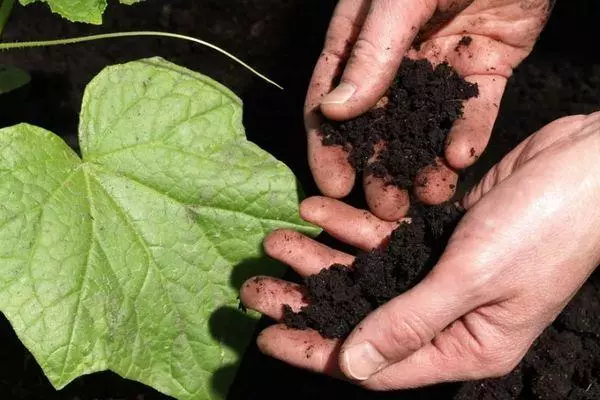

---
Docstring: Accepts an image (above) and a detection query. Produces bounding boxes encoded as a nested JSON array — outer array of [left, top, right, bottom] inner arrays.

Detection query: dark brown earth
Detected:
[[292, 58, 477, 339], [320, 58, 478, 189], [0, 0, 599, 399], [284, 203, 462, 339]]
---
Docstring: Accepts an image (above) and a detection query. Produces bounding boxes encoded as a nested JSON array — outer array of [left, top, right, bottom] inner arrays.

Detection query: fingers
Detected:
[[307, 124, 356, 198], [300, 196, 402, 250], [321, 0, 436, 120], [240, 277, 308, 320], [306, 0, 370, 198], [305, 0, 370, 113], [364, 174, 410, 221], [408, 35, 514, 171], [362, 75, 500, 210], [365, 334, 472, 390], [257, 324, 343, 377], [410, 35, 516, 78], [264, 229, 354, 276], [338, 268, 477, 381], [362, 142, 410, 221], [413, 157, 459, 205], [444, 75, 508, 169]]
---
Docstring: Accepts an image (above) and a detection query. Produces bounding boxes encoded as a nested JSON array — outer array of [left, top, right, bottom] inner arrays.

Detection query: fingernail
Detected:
[[322, 83, 356, 104], [341, 342, 387, 381]]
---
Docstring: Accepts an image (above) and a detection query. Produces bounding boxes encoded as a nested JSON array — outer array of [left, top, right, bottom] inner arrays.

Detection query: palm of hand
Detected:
[[244, 112, 600, 389], [307, 0, 552, 221]]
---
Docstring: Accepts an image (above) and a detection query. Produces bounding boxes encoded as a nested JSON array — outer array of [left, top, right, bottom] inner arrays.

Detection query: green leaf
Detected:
[[0, 65, 30, 94], [18, 0, 143, 24], [0, 57, 319, 399]]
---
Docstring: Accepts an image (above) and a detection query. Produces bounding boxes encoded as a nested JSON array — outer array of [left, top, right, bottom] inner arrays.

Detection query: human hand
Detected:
[[244, 111, 600, 389], [307, 0, 553, 220]]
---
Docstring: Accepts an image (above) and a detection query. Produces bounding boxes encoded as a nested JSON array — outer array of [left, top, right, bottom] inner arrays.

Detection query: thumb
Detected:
[[320, 0, 435, 120], [338, 268, 475, 381]]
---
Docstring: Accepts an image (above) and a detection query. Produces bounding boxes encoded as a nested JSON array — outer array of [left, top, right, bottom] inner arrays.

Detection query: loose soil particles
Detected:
[[455, 35, 473, 52], [1, 0, 599, 399], [286, 44, 600, 398], [287, 58, 476, 338], [320, 57, 478, 189], [284, 203, 462, 339]]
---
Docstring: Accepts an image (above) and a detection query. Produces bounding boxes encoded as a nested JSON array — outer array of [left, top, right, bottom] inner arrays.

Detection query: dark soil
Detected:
[[454, 35, 473, 52], [320, 58, 478, 188], [0, 0, 599, 399], [455, 296, 600, 400], [284, 203, 462, 338]]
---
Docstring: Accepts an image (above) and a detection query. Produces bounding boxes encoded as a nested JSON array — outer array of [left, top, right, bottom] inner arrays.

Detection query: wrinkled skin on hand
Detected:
[[244, 111, 600, 390], [307, 0, 553, 220]]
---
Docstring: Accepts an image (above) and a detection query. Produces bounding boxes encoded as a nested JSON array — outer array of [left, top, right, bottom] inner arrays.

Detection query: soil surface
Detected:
[[284, 203, 462, 338], [321, 58, 478, 189], [1, 0, 599, 399]]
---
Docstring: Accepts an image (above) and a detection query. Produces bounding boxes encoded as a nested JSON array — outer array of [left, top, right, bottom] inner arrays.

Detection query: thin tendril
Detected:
[[0, 31, 283, 89]]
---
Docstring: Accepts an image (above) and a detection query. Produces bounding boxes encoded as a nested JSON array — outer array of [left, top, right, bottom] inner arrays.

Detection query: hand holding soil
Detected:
[[306, 0, 552, 220], [242, 111, 600, 390]]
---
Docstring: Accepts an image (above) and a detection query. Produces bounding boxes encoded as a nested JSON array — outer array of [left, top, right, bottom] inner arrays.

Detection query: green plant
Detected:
[[0, 63, 29, 93], [0, 57, 319, 399], [0, 31, 283, 89], [0, 0, 15, 36], [0, 0, 137, 38], [19, 0, 142, 24]]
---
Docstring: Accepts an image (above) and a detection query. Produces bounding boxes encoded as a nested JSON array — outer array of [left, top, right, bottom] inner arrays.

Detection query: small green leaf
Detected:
[[19, 0, 144, 24], [0, 65, 30, 94], [0, 57, 319, 399]]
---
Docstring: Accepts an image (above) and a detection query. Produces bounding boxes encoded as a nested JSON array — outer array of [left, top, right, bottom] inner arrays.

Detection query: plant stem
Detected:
[[0, 0, 16, 38], [0, 31, 283, 89]]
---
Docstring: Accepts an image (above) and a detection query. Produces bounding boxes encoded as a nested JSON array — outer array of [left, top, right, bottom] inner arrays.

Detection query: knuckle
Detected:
[[481, 164, 500, 190], [320, 47, 346, 66], [330, 13, 361, 35], [476, 345, 522, 378], [582, 112, 600, 134], [349, 38, 391, 70], [385, 312, 433, 353], [556, 114, 587, 128], [439, 255, 496, 303], [421, 0, 438, 11], [464, 273, 494, 304], [587, 110, 600, 123], [322, 14, 360, 61], [419, 0, 436, 14]]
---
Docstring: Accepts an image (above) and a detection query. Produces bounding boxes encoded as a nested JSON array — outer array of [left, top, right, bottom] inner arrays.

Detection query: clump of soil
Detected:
[[320, 57, 478, 188], [283, 203, 462, 339], [455, 36, 473, 52], [288, 58, 475, 338]]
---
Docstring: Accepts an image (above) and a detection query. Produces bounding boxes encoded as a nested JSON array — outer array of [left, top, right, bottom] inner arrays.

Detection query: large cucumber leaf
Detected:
[[0, 57, 319, 399], [0, 64, 30, 94]]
